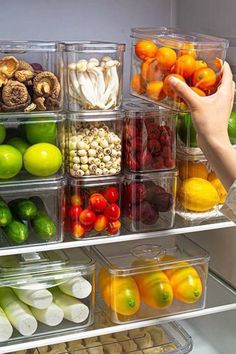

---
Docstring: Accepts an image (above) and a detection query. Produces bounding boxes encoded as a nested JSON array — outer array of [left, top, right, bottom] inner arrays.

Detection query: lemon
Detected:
[[208, 172, 227, 204], [178, 161, 208, 180], [179, 177, 220, 211]]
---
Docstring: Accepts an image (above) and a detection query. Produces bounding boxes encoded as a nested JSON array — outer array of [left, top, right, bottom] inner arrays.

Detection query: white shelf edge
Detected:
[[1, 273, 236, 354], [0, 219, 234, 256]]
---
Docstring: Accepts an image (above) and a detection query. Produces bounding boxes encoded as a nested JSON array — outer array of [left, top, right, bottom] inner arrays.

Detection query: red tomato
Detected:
[[104, 204, 120, 221], [103, 187, 119, 204], [69, 205, 82, 221]]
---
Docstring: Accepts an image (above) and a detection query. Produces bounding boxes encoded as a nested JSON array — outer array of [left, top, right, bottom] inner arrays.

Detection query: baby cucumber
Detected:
[[0, 198, 12, 227], [30, 197, 56, 241], [9, 199, 38, 221], [4, 219, 29, 244]]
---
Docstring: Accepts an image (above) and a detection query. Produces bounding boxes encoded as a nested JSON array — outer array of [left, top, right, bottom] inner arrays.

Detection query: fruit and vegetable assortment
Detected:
[[0, 274, 92, 342], [131, 29, 227, 111], [0, 56, 61, 112], [0, 196, 57, 244], [177, 159, 227, 216], [0, 118, 63, 180], [68, 120, 122, 177], [122, 174, 176, 232], [67, 182, 121, 239], [123, 111, 176, 171]]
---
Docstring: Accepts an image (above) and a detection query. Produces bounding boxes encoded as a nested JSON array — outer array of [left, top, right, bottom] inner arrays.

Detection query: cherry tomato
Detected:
[[104, 204, 120, 221], [79, 208, 96, 226], [69, 205, 82, 221], [103, 187, 119, 204]]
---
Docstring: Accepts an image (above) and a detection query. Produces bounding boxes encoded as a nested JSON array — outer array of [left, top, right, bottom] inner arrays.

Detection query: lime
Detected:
[[177, 113, 198, 148], [24, 143, 62, 177], [0, 124, 6, 144], [7, 137, 30, 155], [25, 117, 57, 144], [0, 145, 22, 179], [228, 111, 236, 145]]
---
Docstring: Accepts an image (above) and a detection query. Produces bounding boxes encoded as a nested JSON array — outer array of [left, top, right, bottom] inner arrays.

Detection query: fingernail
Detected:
[[168, 77, 180, 85]]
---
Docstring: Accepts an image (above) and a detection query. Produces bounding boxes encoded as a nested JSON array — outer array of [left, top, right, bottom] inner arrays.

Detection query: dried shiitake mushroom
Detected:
[[1, 80, 31, 111], [34, 96, 46, 111], [0, 56, 19, 87], [33, 71, 60, 99]]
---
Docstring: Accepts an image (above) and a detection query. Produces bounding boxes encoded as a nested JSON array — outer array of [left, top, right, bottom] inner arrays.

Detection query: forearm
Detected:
[[199, 135, 236, 190]]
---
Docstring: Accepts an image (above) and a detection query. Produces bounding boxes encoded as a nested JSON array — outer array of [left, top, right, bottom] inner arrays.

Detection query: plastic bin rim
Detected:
[[67, 110, 124, 120], [62, 41, 125, 52], [125, 169, 178, 179], [0, 112, 66, 122], [0, 177, 67, 191], [131, 27, 229, 47], [0, 40, 64, 52], [68, 174, 123, 186]]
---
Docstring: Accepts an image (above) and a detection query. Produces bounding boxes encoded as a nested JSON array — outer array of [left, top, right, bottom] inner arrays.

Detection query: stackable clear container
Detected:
[[176, 153, 226, 223], [130, 27, 229, 112], [0, 41, 63, 113], [0, 248, 95, 345], [32, 322, 192, 354], [67, 176, 122, 239], [123, 98, 177, 172], [0, 178, 66, 249], [177, 112, 203, 155], [64, 41, 125, 111], [122, 170, 177, 232], [92, 235, 209, 324], [66, 112, 123, 178], [0, 113, 65, 183]]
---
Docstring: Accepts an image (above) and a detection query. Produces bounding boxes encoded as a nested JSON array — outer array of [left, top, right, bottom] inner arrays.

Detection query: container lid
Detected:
[[131, 27, 229, 49], [123, 98, 160, 113], [0, 248, 95, 289], [68, 111, 124, 121], [177, 148, 207, 162], [0, 40, 63, 52], [63, 41, 125, 53], [125, 169, 178, 180], [92, 235, 209, 275], [0, 112, 65, 124], [0, 176, 66, 192], [68, 174, 122, 187]]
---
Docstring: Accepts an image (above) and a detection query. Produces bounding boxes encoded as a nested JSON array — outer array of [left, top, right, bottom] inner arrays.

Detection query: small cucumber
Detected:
[[0, 198, 12, 226], [9, 199, 38, 221], [30, 197, 56, 241], [4, 219, 28, 244]]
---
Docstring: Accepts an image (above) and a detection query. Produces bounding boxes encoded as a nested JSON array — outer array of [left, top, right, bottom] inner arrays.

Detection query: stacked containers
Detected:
[[122, 98, 178, 232], [64, 42, 125, 239], [0, 42, 66, 249]]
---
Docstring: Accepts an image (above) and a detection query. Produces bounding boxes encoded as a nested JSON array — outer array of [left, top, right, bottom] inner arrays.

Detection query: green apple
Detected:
[[228, 111, 236, 145], [177, 113, 198, 148]]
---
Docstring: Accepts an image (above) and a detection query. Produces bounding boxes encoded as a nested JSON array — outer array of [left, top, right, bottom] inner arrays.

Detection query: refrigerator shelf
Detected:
[[0, 216, 234, 256], [1, 272, 236, 354]]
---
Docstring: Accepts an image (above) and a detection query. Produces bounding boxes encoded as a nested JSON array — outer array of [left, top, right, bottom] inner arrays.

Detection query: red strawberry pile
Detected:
[[123, 179, 173, 228], [68, 186, 121, 239], [124, 117, 175, 171]]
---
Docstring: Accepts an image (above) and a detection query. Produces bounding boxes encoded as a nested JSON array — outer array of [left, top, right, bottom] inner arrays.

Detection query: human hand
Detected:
[[168, 62, 235, 150]]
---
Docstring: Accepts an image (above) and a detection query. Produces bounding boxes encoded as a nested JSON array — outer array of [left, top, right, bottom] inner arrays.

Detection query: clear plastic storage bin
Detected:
[[31, 322, 192, 354], [0, 113, 65, 183], [64, 41, 125, 111], [0, 41, 63, 113], [0, 248, 95, 345], [92, 235, 209, 324], [130, 27, 228, 112], [177, 153, 226, 223], [122, 170, 177, 232], [67, 176, 121, 239], [66, 112, 122, 178], [0, 178, 66, 249], [123, 98, 177, 172]]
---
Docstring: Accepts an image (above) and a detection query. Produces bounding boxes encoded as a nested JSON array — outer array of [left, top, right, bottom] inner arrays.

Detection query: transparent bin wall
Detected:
[[0, 178, 65, 249], [130, 27, 228, 112], [123, 103, 177, 172], [33, 322, 192, 354], [0, 41, 63, 113], [64, 41, 125, 111], [0, 114, 65, 183], [0, 249, 95, 346], [176, 155, 226, 223], [122, 171, 177, 232], [66, 113, 122, 178], [92, 236, 209, 324], [66, 176, 122, 239]]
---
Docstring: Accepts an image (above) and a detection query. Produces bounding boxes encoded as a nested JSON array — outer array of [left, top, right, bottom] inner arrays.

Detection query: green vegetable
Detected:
[[0, 198, 12, 227], [177, 113, 198, 148], [9, 199, 38, 221], [30, 197, 56, 241], [4, 220, 28, 244]]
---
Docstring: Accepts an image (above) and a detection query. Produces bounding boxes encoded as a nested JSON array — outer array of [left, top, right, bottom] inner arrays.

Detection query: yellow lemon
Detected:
[[179, 177, 220, 211], [208, 172, 227, 204]]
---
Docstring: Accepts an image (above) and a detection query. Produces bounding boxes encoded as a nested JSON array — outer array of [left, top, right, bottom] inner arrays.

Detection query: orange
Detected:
[[179, 43, 196, 59], [146, 81, 165, 101], [193, 67, 217, 91], [208, 171, 227, 204], [131, 74, 145, 94], [178, 161, 208, 180], [135, 39, 158, 60], [195, 60, 207, 71], [175, 55, 196, 78], [190, 87, 206, 96], [213, 57, 222, 71], [156, 47, 177, 71], [163, 74, 185, 98], [141, 58, 164, 82]]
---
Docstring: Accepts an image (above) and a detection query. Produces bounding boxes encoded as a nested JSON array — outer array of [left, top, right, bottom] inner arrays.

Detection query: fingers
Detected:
[[218, 61, 233, 94], [168, 76, 199, 108]]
